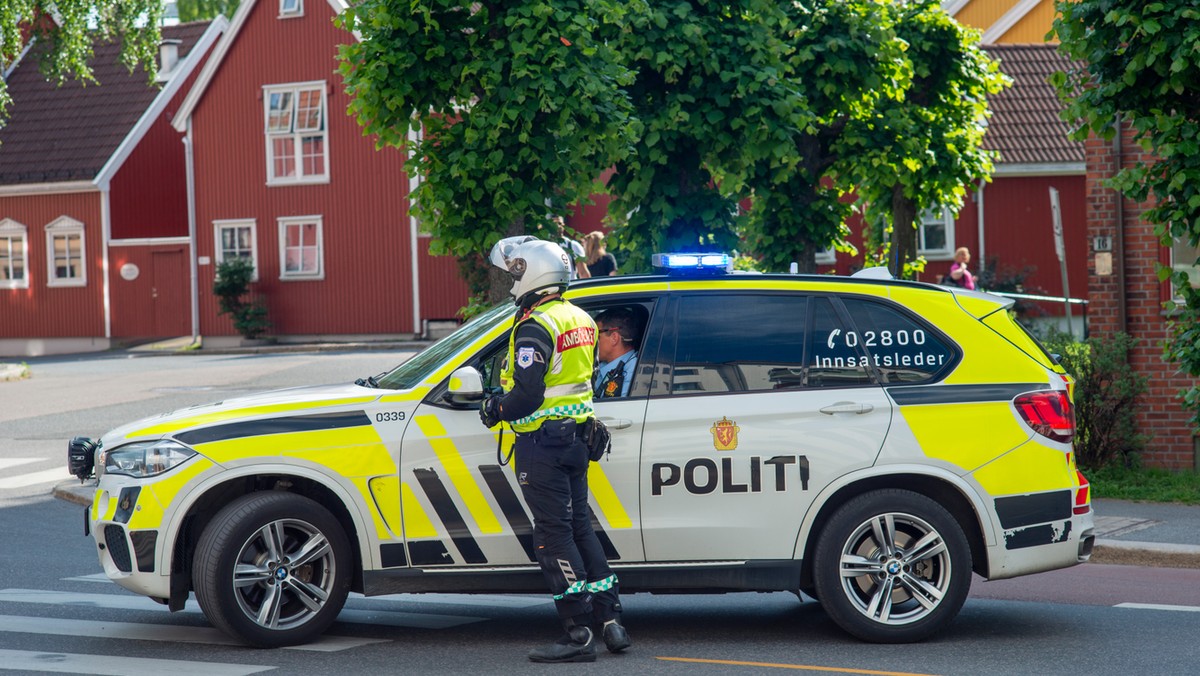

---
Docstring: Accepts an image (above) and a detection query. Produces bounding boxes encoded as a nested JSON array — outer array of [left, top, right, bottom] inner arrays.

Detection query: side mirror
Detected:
[[443, 366, 486, 407]]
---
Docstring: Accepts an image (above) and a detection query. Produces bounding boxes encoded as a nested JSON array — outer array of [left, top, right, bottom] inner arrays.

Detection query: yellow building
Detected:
[[943, 0, 1058, 43]]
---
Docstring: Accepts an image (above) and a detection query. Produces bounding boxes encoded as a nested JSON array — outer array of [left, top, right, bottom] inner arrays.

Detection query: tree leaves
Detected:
[[1054, 0, 1200, 428]]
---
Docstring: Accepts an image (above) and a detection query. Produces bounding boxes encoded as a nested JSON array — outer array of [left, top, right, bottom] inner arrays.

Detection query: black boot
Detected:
[[602, 621, 632, 653], [528, 625, 597, 663]]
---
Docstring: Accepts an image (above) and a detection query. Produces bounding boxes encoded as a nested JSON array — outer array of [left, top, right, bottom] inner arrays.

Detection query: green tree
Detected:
[[336, 1, 639, 303], [176, 0, 241, 22], [851, 0, 1007, 278], [605, 1, 790, 269], [0, 1, 163, 120], [1053, 0, 1200, 429], [738, 0, 899, 273]]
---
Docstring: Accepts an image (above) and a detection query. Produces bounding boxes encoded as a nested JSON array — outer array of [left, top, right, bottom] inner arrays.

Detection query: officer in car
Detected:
[[479, 236, 632, 663], [594, 307, 641, 399]]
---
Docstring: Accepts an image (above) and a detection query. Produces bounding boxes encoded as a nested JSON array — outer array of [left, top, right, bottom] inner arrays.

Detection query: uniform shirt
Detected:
[[595, 351, 638, 399], [496, 321, 554, 422]]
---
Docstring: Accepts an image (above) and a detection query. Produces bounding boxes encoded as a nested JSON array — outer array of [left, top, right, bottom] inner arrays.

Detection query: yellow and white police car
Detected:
[[68, 255, 1093, 647]]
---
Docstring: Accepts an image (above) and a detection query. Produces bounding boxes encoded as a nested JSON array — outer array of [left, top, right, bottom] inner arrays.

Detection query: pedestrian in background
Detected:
[[948, 247, 976, 290], [583, 231, 618, 278], [553, 216, 590, 279]]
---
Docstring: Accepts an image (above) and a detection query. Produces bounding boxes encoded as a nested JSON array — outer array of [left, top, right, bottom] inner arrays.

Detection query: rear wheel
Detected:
[[192, 492, 352, 647], [813, 489, 971, 643]]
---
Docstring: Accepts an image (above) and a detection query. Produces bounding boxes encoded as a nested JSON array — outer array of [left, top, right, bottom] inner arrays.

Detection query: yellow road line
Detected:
[[655, 657, 939, 676]]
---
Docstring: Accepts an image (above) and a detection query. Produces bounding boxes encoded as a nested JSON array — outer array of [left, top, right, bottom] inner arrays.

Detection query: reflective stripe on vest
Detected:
[[501, 299, 596, 434]]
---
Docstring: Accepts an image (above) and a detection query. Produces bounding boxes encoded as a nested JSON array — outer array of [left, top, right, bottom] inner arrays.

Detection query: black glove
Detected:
[[479, 396, 502, 429]]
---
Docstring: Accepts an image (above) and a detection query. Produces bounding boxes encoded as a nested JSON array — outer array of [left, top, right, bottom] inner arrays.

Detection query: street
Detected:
[[1, 350, 1199, 675]]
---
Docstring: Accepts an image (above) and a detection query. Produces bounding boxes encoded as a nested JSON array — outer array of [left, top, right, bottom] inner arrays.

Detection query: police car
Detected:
[[67, 254, 1093, 647]]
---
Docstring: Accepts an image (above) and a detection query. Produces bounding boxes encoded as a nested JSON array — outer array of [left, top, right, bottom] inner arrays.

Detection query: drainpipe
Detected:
[[184, 123, 200, 343], [99, 184, 112, 341], [976, 178, 986, 274], [408, 126, 422, 338], [1113, 115, 1127, 334]]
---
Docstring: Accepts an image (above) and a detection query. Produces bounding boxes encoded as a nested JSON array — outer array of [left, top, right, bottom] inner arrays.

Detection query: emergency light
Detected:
[[651, 253, 732, 274]]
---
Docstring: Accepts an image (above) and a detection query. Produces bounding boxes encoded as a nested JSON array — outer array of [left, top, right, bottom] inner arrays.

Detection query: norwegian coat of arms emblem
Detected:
[[710, 416, 740, 451]]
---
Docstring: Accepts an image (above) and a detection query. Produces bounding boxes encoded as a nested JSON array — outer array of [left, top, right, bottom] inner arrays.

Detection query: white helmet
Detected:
[[488, 236, 571, 304]]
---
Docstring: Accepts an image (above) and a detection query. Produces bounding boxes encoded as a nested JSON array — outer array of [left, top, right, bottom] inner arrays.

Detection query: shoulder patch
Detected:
[[517, 347, 536, 368]]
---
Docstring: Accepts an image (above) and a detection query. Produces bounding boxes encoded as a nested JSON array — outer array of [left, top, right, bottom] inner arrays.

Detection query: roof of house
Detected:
[[0, 21, 212, 186], [982, 43, 1084, 166]]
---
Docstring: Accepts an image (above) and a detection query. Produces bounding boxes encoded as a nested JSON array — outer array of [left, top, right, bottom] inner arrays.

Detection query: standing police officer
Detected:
[[480, 237, 631, 663]]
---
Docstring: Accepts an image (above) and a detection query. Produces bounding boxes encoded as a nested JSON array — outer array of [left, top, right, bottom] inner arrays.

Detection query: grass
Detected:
[[1085, 464, 1200, 505]]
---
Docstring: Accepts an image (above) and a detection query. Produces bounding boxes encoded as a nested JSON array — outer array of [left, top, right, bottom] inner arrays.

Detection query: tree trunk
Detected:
[[485, 216, 529, 304], [889, 184, 918, 279]]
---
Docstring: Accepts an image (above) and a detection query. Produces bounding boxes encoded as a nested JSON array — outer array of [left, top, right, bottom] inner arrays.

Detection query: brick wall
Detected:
[[1086, 125, 1199, 469]]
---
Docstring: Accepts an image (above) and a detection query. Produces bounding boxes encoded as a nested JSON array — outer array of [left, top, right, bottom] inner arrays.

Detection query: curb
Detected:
[[53, 480, 1200, 568]]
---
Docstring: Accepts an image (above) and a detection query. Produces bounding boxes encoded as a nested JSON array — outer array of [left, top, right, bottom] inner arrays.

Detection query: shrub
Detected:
[[1042, 330, 1148, 469], [213, 258, 271, 340]]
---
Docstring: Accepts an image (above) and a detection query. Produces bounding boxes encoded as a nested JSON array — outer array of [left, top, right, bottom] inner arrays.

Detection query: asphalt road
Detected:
[[2, 350, 1199, 674]]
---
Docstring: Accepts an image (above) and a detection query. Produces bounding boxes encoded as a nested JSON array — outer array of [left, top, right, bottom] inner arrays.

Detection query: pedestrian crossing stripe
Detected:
[[0, 649, 273, 676], [0, 466, 71, 489], [0, 615, 386, 652], [0, 589, 484, 630]]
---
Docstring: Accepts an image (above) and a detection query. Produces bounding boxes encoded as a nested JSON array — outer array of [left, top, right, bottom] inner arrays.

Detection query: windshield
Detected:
[[375, 302, 513, 390]]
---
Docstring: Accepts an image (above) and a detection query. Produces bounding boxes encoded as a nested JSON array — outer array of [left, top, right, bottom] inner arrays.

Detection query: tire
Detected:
[[192, 492, 352, 648], [812, 489, 971, 643]]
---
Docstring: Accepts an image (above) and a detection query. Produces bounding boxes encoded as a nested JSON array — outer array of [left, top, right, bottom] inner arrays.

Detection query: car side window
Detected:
[[671, 294, 808, 394], [805, 296, 873, 388], [840, 297, 954, 383]]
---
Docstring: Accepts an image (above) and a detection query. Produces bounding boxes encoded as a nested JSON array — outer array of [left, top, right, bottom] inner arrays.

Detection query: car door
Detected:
[[395, 296, 657, 568], [639, 292, 894, 562]]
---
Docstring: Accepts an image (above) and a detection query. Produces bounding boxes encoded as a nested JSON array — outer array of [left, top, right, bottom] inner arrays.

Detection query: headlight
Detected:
[[103, 439, 197, 478]]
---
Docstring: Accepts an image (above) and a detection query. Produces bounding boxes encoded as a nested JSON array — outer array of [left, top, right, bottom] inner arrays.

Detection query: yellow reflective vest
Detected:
[[500, 299, 596, 433]]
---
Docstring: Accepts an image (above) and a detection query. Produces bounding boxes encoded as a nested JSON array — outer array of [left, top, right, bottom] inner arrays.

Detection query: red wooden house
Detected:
[[0, 20, 226, 356], [170, 0, 466, 347]]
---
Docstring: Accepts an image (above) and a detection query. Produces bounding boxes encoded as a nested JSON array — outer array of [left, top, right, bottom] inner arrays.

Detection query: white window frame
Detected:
[[214, 219, 259, 282], [814, 245, 836, 265], [279, 0, 304, 17], [278, 216, 324, 281], [263, 82, 329, 186], [1171, 236, 1200, 298], [0, 218, 29, 290], [918, 207, 956, 260], [45, 216, 86, 287]]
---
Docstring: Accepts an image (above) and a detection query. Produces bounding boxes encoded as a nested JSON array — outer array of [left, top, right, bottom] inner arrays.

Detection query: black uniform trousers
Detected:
[[513, 419, 620, 627]]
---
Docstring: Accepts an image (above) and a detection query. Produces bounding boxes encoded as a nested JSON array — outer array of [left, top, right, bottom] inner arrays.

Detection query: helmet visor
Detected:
[[488, 235, 541, 277]]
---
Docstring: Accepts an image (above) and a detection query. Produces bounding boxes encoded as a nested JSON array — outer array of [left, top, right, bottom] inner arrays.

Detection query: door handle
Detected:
[[598, 417, 633, 430], [819, 402, 874, 415]]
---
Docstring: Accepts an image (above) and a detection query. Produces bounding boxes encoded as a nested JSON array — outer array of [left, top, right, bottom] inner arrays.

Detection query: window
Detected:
[[45, 216, 86, 287], [806, 297, 873, 388], [815, 246, 836, 265], [918, 207, 955, 259], [264, 83, 328, 184], [278, 216, 323, 280], [671, 294, 812, 394], [0, 219, 28, 289], [1171, 237, 1199, 291], [279, 0, 303, 16], [841, 297, 955, 384], [214, 219, 258, 281]]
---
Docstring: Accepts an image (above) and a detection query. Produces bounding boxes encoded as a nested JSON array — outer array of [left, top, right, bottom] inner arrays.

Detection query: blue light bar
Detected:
[[651, 253, 732, 273]]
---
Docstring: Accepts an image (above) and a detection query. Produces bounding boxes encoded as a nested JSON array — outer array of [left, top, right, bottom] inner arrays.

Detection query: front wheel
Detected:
[[192, 492, 352, 647], [813, 489, 971, 643]]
